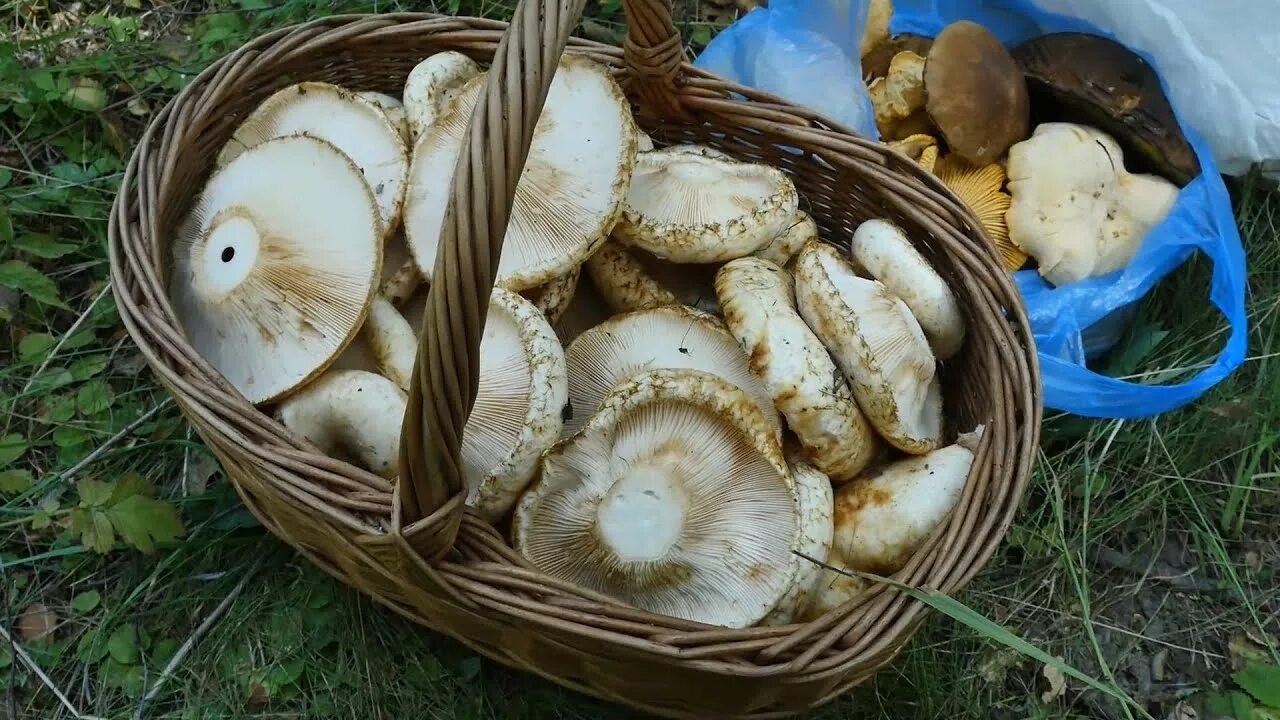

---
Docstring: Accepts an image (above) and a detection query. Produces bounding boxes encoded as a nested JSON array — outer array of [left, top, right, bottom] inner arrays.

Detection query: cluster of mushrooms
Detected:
[[169, 49, 984, 629], [170, 9, 1193, 629], [860, 5, 1194, 285]]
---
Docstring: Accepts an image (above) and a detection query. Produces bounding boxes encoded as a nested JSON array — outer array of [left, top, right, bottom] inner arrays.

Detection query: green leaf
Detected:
[[0, 260, 69, 310], [0, 168, 12, 188], [75, 509, 116, 553], [0, 203, 11, 243], [17, 333, 55, 363], [107, 624, 139, 665], [77, 379, 114, 415], [110, 471, 154, 503], [100, 657, 146, 697], [78, 479, 115, 507], [152, 638, 180, 666], [1237, 663, 1280, 707], [0, 434, 27, 467], [13, 233, 78, 259], [62, 329, 96, 350], [0, 469, 33, 495], [0, 648, 11, 670], [52, 425, 89, 448], [76, 629, 110, 664], [40, 395, 77, 424], [69, 354, 110, 381], [106, 494, 184, 553], [71, 590, 102, 614]]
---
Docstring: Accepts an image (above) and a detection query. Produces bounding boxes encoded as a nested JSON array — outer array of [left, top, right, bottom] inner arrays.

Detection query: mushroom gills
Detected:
[[794, 241, 943, 455], [513, 369, 802, 629]]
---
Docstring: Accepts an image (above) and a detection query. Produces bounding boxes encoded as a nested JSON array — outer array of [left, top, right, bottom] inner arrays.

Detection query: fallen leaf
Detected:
[[63, 77, 106, 112], [18, 603, 57, 644], [247, 680, 269, 705], [1166, 700, 1197, 720], [1152, 648, 1169, 682], [184, 449, 219, 496], [1040, 660, 1067, 703]]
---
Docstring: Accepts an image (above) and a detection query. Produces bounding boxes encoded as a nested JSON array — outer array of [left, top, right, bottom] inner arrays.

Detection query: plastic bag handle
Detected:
[[398, 0, 684, 530]]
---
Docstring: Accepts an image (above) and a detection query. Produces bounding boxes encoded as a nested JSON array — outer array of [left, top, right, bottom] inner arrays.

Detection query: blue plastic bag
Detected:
[[696, 0, 1248, 419]]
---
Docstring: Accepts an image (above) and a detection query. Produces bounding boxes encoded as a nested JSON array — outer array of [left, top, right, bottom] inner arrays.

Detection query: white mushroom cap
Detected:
[[276, 369, 407, 478], [404, 56, 637, 292], [850, 218, 966, 360], [794, 241, 943, 455], [361, 295, 417, 392], [583, 241, 720, 315], [715, 257, 880, 482], [563, 304, 778, 438], [1006, 122, 1179, 286], [402, 51, 481, 139], [762, 459, 834, 626], [752, 211, 819, 268], [169, 135, 381, 405], [660, 143, 733, 160], [461, 288, 568, 521], [613, 147, 799, 263], [830, 428, 978, 574], [512, 368, 801, 628], [216, 82, 408, 235], [357, 91, 410, 144], [521, 265, 580, 325]]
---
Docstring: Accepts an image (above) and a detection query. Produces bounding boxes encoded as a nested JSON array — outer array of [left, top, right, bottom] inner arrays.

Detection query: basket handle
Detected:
[[397, 0, 686, 529]]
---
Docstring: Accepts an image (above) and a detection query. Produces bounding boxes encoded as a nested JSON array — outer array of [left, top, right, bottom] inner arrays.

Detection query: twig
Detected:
[[58, 399, 173, 484], [132, 555, 265, 720], [0, 625, 106, 720]]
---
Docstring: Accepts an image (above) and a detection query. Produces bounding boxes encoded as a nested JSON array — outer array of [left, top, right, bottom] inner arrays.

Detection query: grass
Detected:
[[3, 1, 1279, 718]]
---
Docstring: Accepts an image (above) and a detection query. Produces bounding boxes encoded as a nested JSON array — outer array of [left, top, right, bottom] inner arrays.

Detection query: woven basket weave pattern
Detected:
[[108, 4, 1042, 717]]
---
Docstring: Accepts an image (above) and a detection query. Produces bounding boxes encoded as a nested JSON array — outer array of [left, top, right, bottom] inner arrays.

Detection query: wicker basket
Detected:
[[108, 2, 1042, 717]]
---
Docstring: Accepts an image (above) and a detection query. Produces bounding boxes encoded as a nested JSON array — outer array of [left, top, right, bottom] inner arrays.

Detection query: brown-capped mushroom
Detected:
[[924, 21, 1030, 166]]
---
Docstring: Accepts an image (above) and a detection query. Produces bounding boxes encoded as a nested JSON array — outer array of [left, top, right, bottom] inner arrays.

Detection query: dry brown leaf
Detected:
[[17, 603, 57, 644]]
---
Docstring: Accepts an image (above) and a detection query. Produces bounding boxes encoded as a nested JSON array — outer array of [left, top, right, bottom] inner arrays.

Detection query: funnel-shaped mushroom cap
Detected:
[[850, 219, 966, 360], [753, 212, 819, 268], [461, 288, 568, 521], [584, 241, 719, 315], [1006, 122, 1179, 286], [861, 0, 894, 58], [716, 257, 879, 482], [888, 134, 939, 173], [513, 369, 801, 628], [831, 429, 978, 575], [762, 459, 834, 626], [521, 266, 580, 325], [404, 56, 637, 292], [276, 369, 406, 478], [794, 241, 943, 455], [358, 91, 410, 144], [563, 305, 778, 439], [215, 82, 408, 235], [613, 148, 799, 264], [402, 51, 481, 138], [170, 135, 381, 405], [870, 51, 927, 138], [934, 155, 1024, 270]]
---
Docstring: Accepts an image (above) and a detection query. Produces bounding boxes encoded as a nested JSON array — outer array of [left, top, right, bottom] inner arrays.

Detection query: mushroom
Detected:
[[659, 143, 733, 160], [357, 91, 410, 144], [512, 368, 802, 628], [461, 288, 568, 520], [612, 147, 799, 264], [794, 240, 943, 455], [214, 82, 409, 235], [402, 51, 481, 139], [715, 257, 880, 482], [562, 304, 778, 439], [924, 21, 1030, 166], [637, 130, 655, 152], [869, 51, 926, 138], [804, 427, 981, 619], [848, 219, 966, 360], [1005, 122, 1180, 286], [860, 0, 893, 59], [863, 34, 934, 82], [933, 154, 1025, 270], [887, 134, 939, 173], [521, 266, 580, 325], [752, 211, 819, 268], [762, 459, 834, 626], [1012, 33, 1198, 185], [361, 295, 417, 391], [168, 135, 381, 405], [583, 241, 719, 315], [276, 369, 407, 478], [404, 56, 638, 291]]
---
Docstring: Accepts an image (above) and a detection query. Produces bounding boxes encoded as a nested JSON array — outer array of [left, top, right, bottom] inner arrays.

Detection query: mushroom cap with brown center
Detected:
[[924, 21, 1030, 166]]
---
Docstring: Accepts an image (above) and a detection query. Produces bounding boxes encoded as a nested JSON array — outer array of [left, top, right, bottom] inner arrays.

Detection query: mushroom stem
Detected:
[[362, 296, 417, 392], [275, 370, 407, 479]]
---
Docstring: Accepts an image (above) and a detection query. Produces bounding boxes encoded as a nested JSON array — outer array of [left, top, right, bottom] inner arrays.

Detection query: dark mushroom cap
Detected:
[[924, 21, 1030, 165], [1012, 32, 1199, 186]]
